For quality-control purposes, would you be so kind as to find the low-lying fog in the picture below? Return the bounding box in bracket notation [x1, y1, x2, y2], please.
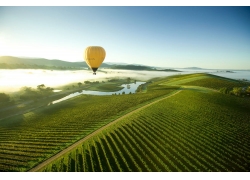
[1, 69, 249, 93]
[0, 69, 182, 93]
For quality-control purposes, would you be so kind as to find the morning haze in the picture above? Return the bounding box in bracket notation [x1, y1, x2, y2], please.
[0, 6, 250, 174]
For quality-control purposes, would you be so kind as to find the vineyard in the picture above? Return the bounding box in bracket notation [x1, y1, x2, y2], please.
[40, 89, 250, 172]
[0, 81, 178, 172]
[163, 73, 250, 90]
[1, 73, 250, 172]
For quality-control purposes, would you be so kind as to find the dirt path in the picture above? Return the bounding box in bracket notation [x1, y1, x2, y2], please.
[28, 90, 182, 172]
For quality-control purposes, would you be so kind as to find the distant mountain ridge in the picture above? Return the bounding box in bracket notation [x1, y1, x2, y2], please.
[111, 64, 153, 71]
[0, 56, 180, 72]
[105, 62, 128, 65]
[184, 67, 204, 69]
[0, 56, 112, 70]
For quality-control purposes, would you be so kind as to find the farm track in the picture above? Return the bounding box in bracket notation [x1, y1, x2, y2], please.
[28, 89, 182, 172]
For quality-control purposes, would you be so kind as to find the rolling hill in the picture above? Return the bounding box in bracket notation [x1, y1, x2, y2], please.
[0, 73, 249, 172]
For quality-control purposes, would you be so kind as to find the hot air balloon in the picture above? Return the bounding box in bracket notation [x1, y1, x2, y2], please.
[84, 46, 106, 75]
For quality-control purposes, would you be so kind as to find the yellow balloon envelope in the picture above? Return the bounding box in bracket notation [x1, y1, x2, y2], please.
[84, 46, 106, 75]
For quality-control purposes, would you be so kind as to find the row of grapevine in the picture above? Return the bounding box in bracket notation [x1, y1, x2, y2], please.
[0, 86, 178, 172]
[181, 76, 249, 90]
[41, 89, 250, 172]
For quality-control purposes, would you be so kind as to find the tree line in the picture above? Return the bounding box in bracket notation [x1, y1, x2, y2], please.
[219, 86, 250, 97]
[0, 84, 54, 104]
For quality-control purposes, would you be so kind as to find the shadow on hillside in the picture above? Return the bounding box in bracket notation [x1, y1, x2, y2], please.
[179, 86, 211, 93]
[0, 113, 25, 128]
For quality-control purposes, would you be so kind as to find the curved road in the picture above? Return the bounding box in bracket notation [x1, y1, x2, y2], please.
[28, 90, 182, 172]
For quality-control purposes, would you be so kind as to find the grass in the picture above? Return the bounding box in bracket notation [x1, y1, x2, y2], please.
[82, 83, 124, 92]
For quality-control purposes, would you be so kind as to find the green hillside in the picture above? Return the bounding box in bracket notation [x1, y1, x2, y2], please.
[161, 73, 249, 90]
[41, 89, 250, 172]
[0, 56, 179, 72]
[0, 56, 110, 70]
[0, 73, 249, 172]
[180, 74, 249, 90]
[0, 82, 177, 172]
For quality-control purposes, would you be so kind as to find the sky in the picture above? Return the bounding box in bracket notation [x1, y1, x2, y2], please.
[0, 6, 250, 69]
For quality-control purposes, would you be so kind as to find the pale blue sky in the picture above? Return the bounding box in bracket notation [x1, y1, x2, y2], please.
[0, 6, 250, 69]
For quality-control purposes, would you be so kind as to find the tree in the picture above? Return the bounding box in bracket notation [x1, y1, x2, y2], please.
[136, 85, 142, 92]
[19, 87, 38, 100]
[78, 82, 82, 87]
[19, 85, 54, 100]
[127, 77, 131, 83]
[232, 87, 242, 96]
[37, 84, 53, 98]
[246, 86, 250, 94]
[122, 91, 125, 95]
[0, 93, 10, 103]
[37, 84, 45, 90]
[84, 81, 91, 84]
[219, 87, 230, 94]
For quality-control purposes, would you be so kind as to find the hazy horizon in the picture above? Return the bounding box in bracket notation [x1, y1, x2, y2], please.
[1, 68, 250, 93]
[0, 6, 249, 69]
[0, 69, 185, 93]
[1, 55, 250, 70]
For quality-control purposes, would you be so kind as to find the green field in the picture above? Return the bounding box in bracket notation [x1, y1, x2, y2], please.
[161, 73, 249, 88]
[0, 78, 133, 120]
[0, 79, 178, 171]
[0, 73, 250, 172]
